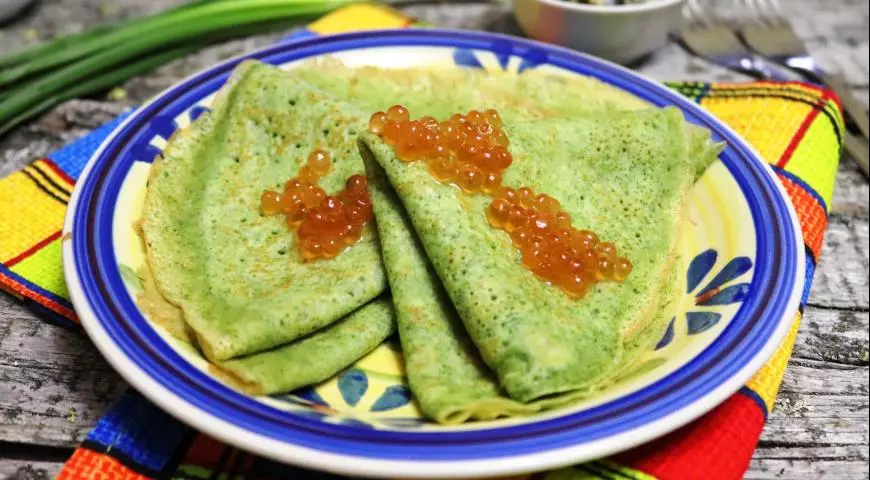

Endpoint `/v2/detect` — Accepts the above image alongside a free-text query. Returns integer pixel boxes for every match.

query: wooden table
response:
[1,1,867,479]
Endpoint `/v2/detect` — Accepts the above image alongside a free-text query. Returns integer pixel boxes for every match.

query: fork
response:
[738,0,870,142]
[677,0,868,176]
[676,0,797,81]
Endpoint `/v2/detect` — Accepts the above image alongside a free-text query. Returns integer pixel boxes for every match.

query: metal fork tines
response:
[679,0,868,177]
[739,0,870,142]
[678,0,797,81]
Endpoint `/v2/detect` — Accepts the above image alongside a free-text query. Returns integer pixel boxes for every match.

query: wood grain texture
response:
[810,213,869,310]
[755,357,869,480]
[0,443,69,480]
[0,0,868,479]
[0,460,63,480]
[0,295,127,448]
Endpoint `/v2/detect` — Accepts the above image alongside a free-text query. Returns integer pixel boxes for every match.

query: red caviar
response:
[259,149,373,262]
[487,186,632,298]
[368,105,633,298]
[367,106,514,194]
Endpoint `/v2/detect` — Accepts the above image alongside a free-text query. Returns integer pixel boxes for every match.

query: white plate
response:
[63,29,804,478]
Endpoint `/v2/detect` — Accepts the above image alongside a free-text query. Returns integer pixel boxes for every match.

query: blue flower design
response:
[275,368,416,428]
[370,385,412,412]
[275,387,341,422]
[290,386,328,406]
[656,249,753,349]
[274,368,414,429]
[337,369,412,412]
[452,43,546,74]
[655,318,675,350]
[189,105,210,121]
[338,369,368,406]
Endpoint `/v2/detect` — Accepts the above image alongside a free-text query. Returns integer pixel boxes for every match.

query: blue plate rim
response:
[62,28,804,478]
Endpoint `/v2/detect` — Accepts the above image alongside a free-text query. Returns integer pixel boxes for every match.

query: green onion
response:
[0,45,203,137]
[0,0,222,70]
[0,0,356,137]
[0,0,351,86]
[0,24,123,70]
[0,18,297,137]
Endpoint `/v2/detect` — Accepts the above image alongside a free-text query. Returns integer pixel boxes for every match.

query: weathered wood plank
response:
[755,444,870,461]
[831,160,870,216]
[763,358,869,448]
[777,357,869,397]
[751,357,870,479]
[793,306,869,365]
[0,460,63,480]
[763,407,869,445]
[0,295,127,448]
[0,442,70,480]
[746,459,870,480]
[852,88,869,110]
[810,215,870,310]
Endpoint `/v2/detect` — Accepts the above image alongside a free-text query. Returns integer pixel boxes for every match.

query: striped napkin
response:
[0,4,842,480]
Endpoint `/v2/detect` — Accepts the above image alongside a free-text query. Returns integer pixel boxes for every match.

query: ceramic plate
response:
[63,29,803,478]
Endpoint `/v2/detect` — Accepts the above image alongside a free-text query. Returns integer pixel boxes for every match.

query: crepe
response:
[361,108,719,402]
[213,296,395,395]
[140,61,387,361]
[292,59,649,122]
[366,157,581,423]
[301,61,696,417]
[136,261,395,396]
[288,61,648,421]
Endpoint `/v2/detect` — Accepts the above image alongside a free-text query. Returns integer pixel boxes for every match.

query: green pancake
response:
[136,261,395,396]
[292,60,649,123]
[289,61,647,421]
[361,108,719,402]
[293,61,718,343]
[140,61,387,361]
[213,296,396,395]
[300,61,695,417]
[365,156,570,423]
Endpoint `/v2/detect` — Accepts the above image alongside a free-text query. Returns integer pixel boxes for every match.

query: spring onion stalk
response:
[0,24,123,70]
[0,44,204,137]
[0,17,302,135]
[0,0,353,87]
[0,0,223,70]
[0,0,356,136]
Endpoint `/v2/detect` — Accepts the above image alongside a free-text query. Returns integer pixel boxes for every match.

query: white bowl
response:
[512,0,686,64]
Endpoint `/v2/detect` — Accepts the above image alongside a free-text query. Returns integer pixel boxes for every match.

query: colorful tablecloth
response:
[0,4,843,480]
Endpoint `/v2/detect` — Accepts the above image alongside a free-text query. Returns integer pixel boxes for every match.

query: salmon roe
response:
[259,149,373,261]
[368,105,511,194]
[368,105,633,299]
[487,186,633,298]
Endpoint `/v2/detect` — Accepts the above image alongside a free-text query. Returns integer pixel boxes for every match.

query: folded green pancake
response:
[213,296,396,395]
[140,61,387,361]
[136,262,395,396]
[361,108,719,403]
[299,61,697,416]
[288,61,651,421]
[365,156,582,423]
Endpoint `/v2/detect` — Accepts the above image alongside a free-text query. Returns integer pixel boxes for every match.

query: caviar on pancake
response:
[486,186,632,299]
[369,106,511,194]
[260,149,373,261]
[369,105,632,299]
